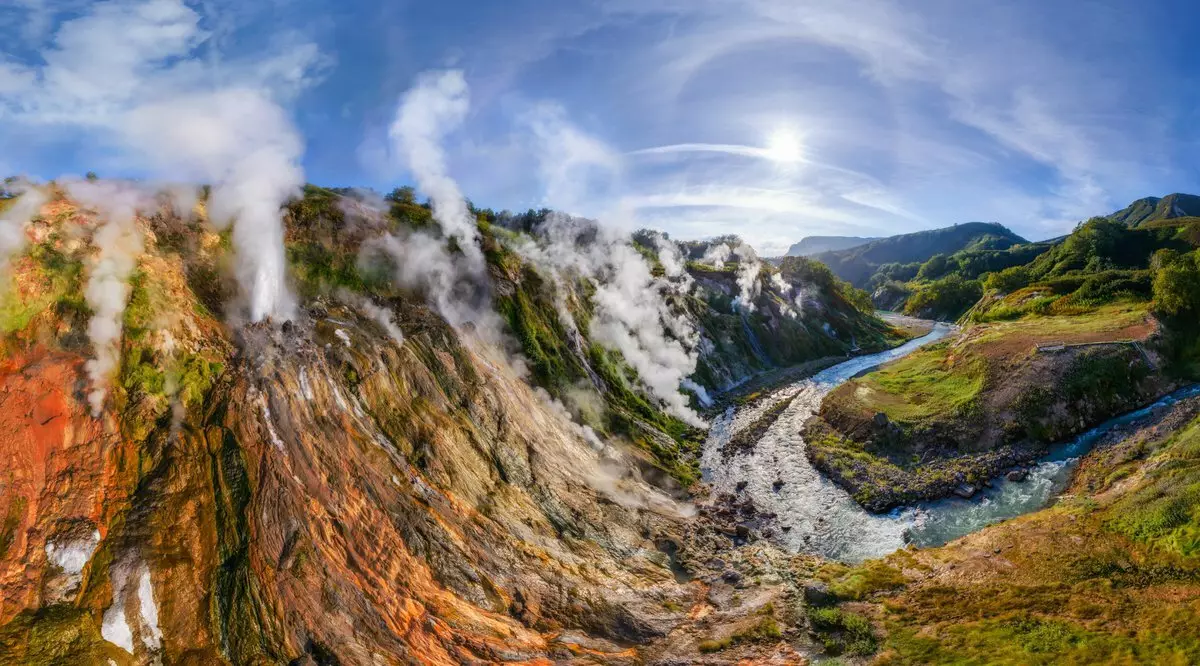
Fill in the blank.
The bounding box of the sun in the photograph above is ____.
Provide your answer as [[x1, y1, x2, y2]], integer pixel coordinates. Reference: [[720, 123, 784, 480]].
[[763, 128, 804, 163]]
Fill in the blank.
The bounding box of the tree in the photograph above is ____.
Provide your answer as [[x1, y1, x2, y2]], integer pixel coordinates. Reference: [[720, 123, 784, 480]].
[[916, 253, 949, 280], [386, 186, 416, 204], [984, 265, 1031, 293], [1153, 254, 1200, 316]]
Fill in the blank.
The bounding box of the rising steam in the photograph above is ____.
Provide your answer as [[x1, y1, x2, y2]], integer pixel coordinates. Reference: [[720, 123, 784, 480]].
[[731, 241, 762, 312], [390, 70, 483, 273], [378, 70, 502, 340], [510, 215, 709, 426], [0, 180, 47, 272], [123, 89, 303, 322], [66, 180, 147, 416]]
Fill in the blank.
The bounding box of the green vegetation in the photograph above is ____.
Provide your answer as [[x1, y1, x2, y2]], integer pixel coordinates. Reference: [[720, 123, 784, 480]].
[[1106, 416, 1200, 557], [821, 560, 908, 601], [866, 409, 1200, 664], [808, 607, 878, 656], [0, 233, 86, 339], [864, 343, 986, 422], [697, 606, 783, 653], [814, 221, 1028, 287]]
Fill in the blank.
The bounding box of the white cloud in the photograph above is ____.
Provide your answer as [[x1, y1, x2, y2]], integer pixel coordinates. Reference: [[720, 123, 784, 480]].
[[0, 0, 327, 322]]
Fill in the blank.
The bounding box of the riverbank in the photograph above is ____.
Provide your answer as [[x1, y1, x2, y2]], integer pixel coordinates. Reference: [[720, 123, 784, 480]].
[[804, 301, 1178, 511], [835, 393, 1200, 664], [699, 324, 954, 563]]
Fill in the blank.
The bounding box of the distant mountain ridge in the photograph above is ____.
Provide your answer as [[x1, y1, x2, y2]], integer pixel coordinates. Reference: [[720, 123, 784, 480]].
[[1107, 193, 1200, 227], [812, 221, 1028, 287], [786, 235, 878, 257]]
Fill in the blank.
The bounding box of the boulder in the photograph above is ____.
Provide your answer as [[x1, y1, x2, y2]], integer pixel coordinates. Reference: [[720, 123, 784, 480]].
[[803, 582, 835, 607], [953, 483, 977, 499], [1006, 469, 1028, 483], [873, 412, 890, 428]]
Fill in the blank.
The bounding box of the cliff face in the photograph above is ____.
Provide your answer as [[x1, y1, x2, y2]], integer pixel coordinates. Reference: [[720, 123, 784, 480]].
[[0, 186, 899, 665]]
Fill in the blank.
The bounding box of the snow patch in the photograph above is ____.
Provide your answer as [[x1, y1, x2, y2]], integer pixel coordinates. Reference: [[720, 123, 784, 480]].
[[335, 328, 351, 347], [45, 529, 101, 588]]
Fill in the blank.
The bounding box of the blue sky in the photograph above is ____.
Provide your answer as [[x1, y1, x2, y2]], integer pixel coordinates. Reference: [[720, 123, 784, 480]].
[[2, 0, 1199, 254]]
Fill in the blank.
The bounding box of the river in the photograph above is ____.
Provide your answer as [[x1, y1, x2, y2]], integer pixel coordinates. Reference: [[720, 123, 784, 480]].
[[699, 323, 1200, 562]]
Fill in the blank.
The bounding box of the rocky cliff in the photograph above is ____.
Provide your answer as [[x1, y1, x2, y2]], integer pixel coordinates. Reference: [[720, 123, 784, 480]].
[[0, 183, 899, 665]]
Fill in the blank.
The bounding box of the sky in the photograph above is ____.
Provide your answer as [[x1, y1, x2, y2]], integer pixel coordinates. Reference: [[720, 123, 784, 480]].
[[2, 0, 1199, 255]]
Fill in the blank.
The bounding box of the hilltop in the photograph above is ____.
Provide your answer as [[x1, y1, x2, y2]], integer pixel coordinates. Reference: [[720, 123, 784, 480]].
[[785, 235, 878, 257], [812, 222, 1028, 288], [1107, 192, 1200, 227]]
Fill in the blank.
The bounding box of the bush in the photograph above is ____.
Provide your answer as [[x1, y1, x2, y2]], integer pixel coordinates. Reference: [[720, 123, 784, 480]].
[[903, 275, 982, 320], [808, 607, 878, 656], [1154, 253, 1200, 315], [985, 265, 1031, 293]]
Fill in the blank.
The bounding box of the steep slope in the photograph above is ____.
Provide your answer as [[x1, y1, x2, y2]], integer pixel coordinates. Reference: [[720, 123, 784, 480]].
[[1107, 192, 1200, 227], [813, 222, 1028, 288], [0, 182, 906, 665], [786, 236, 877, 257]]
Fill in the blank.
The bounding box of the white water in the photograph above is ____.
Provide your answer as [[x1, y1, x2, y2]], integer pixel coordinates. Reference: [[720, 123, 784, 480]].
[[701, 323, 1200, 562], [700, 324, 952, 562]]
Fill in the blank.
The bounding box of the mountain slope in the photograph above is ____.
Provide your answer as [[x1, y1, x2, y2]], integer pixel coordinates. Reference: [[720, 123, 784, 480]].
[[1107, 192, 1200, 227], [785, 236, 877, 257], [813, 222, 1028, 287], [0, 182, 905, 665]]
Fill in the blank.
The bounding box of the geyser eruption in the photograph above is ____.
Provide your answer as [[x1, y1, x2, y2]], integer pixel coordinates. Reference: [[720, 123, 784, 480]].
[[124, 89, 303, 322]]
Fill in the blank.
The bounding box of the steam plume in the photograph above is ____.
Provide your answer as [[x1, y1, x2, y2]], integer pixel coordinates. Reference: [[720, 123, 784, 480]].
[[0, 180, 47, 272], [67, 180, 147, 416], [510, 215, 708, 426], [389, 70, 483, 273], [123, 89, 303, 322], [700, 242, 731, 266], [731, 241, 762, 312], [379, 70, 503, 340]]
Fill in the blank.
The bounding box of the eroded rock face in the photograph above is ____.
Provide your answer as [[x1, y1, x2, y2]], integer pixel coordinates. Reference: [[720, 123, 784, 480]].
[[0, 190, 851, 665], [0, 305, 711, 664]]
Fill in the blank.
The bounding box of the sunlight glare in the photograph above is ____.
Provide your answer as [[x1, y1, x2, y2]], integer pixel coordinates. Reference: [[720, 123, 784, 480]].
[[764, 127, 804, 163]]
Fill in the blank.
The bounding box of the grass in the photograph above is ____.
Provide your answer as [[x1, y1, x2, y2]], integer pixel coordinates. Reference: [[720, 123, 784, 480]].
[[697, 609, 783, 653], [821, 560, 908, 600], [808, 607, 878, 656], [864, 410, 1200, 665], [860, 343, 986, 422]]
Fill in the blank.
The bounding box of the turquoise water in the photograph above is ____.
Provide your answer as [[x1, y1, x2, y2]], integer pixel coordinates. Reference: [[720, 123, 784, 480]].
[[701, 323, 1197, 562]]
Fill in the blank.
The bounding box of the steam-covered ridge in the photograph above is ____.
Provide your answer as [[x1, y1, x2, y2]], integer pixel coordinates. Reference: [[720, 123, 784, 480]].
[[0, 177, 904, 664]]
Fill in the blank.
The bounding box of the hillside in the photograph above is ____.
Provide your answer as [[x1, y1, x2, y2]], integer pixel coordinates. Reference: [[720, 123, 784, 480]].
[[785, 235, 877, 257], [807, 211, 1200, 510], [1107, 192, 1200, 227], [813, 222, 1028, 288], [829, 393, 1200, 663], [0, 181, 908, 665]]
